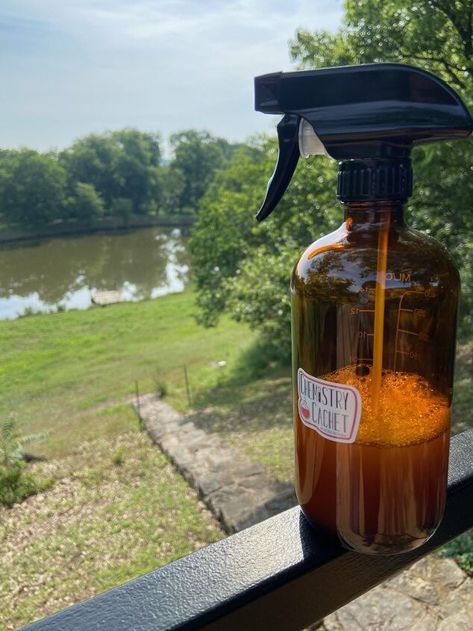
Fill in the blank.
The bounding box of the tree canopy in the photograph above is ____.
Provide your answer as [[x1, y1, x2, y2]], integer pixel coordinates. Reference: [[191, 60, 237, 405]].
[[167, 130, 239, 214], [0, 128, 237, 229], [191, 0, 473, 354], [0, 149, 67, 227]]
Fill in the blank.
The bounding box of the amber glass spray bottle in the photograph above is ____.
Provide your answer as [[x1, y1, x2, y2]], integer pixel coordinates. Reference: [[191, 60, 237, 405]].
[[254, 64, 472, 554]]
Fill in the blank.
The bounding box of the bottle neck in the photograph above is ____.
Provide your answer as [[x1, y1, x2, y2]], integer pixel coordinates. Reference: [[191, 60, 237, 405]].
[[342, 200, 405, 227]]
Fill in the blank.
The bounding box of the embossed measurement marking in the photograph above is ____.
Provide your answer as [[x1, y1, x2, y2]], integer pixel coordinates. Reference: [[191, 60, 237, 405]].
[[394, 291, 431, 370], [349, 292, 433, 369]]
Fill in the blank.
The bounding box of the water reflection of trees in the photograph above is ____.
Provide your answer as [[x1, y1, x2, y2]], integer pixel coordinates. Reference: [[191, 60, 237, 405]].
[[0, 228, 188, 305]]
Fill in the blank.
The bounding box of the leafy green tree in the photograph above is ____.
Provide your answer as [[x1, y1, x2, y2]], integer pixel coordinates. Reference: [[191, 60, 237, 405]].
[[68, 182, 105, 224], [190, 141, 339, 356], [193, 0, 473, 353], [167, 130, 238, 214], [0, 149, 67, 227], [157, 165, 185, 216], [290, 0, 473, 339], [60, 134, 118, 208], [60, 129, 162, 216], [110, 197, 133, 224], [291, 0, 473, 96], [109, 129, 161, 214]]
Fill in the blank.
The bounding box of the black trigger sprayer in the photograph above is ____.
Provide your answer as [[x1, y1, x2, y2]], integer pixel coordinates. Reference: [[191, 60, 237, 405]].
[[254, 63, 473, 554]]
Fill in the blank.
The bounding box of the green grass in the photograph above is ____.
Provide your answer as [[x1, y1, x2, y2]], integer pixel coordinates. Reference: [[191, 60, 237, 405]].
[[0, 291, 260, 628], [0, 291, 258, 458], [1, 291, 472, 629], [0, 431, 222, 630]]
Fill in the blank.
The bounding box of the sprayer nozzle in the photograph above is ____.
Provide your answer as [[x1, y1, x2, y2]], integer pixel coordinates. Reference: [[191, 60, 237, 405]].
[[254, 63, 473, 219]]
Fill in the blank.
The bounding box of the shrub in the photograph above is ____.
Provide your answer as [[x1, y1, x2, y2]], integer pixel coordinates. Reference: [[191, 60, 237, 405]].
[[0, 461, 51, 508], [0, 419, 52, 508]]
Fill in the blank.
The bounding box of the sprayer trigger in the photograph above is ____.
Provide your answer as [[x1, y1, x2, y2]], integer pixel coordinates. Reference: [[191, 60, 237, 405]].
[[255, 113, 300, 221]]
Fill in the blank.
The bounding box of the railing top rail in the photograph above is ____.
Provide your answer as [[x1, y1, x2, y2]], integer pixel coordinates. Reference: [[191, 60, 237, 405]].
[[23, 429, 473, 631]]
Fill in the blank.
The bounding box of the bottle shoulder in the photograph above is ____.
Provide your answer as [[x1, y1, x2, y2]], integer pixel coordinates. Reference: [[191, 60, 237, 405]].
[[401, 227, 459, 276], [293, 222, 460, 293], [294, 225, 348, 274]]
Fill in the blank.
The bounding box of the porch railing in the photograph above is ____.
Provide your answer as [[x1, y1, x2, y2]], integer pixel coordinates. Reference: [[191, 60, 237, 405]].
[[23, 429, 473, 631]]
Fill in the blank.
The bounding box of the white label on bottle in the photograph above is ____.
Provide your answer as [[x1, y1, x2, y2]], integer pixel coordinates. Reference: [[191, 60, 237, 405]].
[[297, 368, 362, 444]]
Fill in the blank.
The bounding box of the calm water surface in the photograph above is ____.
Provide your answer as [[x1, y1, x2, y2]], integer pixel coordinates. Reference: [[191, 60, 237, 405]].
[[0, 227, 189, 320]]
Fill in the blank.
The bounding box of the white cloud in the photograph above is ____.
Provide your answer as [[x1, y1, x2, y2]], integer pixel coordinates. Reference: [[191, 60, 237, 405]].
[[0, 0, 343, 152]]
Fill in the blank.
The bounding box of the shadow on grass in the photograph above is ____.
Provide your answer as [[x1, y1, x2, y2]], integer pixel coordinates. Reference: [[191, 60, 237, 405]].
[[187, 338, 293, 435]]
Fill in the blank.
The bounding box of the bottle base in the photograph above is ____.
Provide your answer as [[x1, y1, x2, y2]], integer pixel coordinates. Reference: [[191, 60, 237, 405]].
[[337, 529, 436, 556], [299, 505, 439, 555]]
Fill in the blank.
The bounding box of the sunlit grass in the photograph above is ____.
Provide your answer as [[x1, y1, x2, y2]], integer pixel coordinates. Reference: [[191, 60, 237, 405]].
[[0, 431, 222, 630], [0, 290, 257, 459]]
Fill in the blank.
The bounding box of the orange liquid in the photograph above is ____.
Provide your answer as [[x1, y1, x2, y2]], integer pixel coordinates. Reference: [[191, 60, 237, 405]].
[[295, 368, 451, 554]]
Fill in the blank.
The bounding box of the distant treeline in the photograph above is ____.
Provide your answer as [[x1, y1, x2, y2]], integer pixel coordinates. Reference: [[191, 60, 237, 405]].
[[0, 129, 241, 229]]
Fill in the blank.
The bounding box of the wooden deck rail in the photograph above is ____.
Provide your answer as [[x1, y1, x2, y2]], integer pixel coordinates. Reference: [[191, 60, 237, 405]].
[[23, 429, 473, 631]]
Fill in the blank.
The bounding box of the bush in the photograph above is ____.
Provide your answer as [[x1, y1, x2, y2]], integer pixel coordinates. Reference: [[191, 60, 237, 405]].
[[0, 419, 52, 508], [0, 461, 51, 508], [440, 531, 473, 574]]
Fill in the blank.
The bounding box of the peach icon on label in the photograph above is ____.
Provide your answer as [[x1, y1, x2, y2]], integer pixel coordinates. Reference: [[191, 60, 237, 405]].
[[300, 398, 311, 419]]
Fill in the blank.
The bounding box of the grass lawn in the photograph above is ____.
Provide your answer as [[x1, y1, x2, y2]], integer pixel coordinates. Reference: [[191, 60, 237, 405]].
[[0, 290, 258, 458], [0, 290, 254, 628], [0, 430, 222, 630]]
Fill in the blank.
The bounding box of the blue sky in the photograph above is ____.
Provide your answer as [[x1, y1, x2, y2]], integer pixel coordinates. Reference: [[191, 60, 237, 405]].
[[0, 1, 343, 154]]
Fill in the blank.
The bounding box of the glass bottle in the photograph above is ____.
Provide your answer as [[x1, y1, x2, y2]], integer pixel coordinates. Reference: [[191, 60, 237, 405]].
[[292, 199, 459, 554]]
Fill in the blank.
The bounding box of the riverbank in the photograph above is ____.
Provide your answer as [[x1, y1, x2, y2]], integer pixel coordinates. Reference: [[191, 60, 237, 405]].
[[0, 225, 189, 320], [0, 214, 195, 243]]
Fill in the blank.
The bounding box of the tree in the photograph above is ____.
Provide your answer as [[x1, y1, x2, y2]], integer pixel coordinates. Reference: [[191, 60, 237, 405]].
[[60, 129, 162, 216], [59, 134, 118, 209], [109, 129, 161, 215], [192, 0, 473, 353], [68, 182, 105, 224], [110, 197, 133, 224], [290, 0, 473, 98], [0, 149, 67, 227], [157, 165, 185, 216], [167, 130, 238, 214], [190, 140, 340, 357], [291, 0, 473, 340]]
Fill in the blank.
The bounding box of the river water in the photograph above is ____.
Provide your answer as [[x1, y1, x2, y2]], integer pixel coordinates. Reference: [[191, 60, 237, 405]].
[[0, 227, 189, 320]]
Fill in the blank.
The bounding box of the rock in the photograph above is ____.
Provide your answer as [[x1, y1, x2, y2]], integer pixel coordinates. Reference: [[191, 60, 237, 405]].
[[439, 578, 473, 624], [438, 611, 473, 631], [134, 395, 295, 534], [386, 571, 439, 606], [431, 557, 466, 590], [324, 585, 426, 630], [408, 612, 441, 631]]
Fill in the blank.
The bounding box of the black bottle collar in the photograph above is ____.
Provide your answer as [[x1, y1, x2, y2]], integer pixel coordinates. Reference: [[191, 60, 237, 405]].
[[337, 158, 413, 202]]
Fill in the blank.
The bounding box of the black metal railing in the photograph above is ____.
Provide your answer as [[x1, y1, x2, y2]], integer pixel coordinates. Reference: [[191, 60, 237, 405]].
[[23, 429, 473, 631]]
